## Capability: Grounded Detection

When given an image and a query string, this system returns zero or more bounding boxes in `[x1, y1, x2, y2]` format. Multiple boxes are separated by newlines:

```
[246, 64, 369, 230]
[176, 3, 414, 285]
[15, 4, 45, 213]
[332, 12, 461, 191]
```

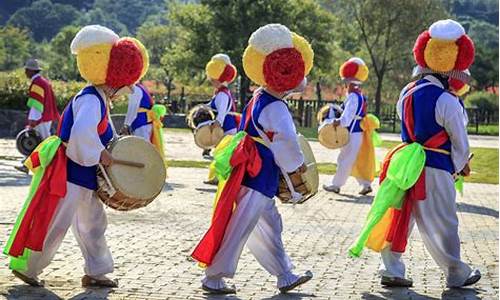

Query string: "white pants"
[34, 121, 52, 140]
[24, 182, 113, 278]
[331, 132, 371, 188]
[203, 186, 299, 289]
[379, 167, 472, 287]
[132, 124, 153, 141]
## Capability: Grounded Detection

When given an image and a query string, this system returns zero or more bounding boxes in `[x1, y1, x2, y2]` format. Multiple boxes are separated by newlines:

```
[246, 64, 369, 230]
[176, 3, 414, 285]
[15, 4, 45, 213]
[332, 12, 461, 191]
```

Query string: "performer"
[15, 59, 60, 174]
[191, 24, 314, 295]
[323, 57, 375, 195]
[121, 83, 167, 166]
[3, 25, 149, 288]
[349, 19, 481, 288]
[449, 70, 471, 127]
[204, 54, 239, 185]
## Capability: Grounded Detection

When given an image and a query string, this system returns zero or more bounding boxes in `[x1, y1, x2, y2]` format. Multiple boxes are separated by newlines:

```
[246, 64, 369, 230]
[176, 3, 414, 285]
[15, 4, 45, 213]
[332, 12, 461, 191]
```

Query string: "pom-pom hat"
[205, 54, 237, 84]
[339, 57, 369, 84]
[243, 24, 314, 93]
[413, 19, 474, 82]
[71, 25, 149, 89]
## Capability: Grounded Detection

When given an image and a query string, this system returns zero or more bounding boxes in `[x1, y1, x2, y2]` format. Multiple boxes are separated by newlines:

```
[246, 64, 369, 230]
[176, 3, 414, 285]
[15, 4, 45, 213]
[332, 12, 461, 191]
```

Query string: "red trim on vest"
[243, 93, 274, 141]
[97, 104, 109, 135]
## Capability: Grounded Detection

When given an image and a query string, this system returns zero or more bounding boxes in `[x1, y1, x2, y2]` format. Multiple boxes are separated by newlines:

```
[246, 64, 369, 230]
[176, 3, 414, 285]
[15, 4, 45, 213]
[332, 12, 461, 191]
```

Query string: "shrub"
[465, 91, 499, 111]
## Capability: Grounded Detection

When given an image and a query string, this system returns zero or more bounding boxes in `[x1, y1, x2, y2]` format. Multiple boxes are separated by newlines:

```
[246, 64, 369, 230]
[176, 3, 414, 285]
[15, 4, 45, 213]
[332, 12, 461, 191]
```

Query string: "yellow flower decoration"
[206, 59, 227, 80]
[355, 64, 369, 82]
[424, 38, 459, 72]
[122, 37, 149, 80]
[291, 32, 314, 75]
[76, 44, 112, 85]
[242, 45, 266, 86]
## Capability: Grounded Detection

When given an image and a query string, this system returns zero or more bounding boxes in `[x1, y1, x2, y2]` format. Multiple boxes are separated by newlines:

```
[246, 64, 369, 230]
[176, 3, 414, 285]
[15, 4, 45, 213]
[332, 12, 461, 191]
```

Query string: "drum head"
[106, 136, 166, 200]
[318, 123, 349, 149]
[186, 104, 214, 129]
[194, 123, 224, 149]
[16, 128, 42, 156]
[297, 134, 319, 196]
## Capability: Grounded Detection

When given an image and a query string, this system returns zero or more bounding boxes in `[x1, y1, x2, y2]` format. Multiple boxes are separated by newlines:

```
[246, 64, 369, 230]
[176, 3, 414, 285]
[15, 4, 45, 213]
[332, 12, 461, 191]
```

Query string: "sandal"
[81, 275, 118, 288]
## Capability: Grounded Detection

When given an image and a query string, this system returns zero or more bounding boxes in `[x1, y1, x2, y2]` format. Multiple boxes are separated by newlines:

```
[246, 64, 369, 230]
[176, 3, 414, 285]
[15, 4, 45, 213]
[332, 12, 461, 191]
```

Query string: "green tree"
[74, 8, 129, 36]
[163, 0, 338, 106]
[137, 24, 178, 66]
[340, 0, 448, 116]
[46, 25, 81, 81]
[0, 26, 32, 70]
[7, 0, 79, 42]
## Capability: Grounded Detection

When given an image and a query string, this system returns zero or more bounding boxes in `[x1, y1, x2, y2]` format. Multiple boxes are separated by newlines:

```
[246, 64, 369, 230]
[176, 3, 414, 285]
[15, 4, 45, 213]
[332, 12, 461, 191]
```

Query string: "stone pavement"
[379, 133, 499, 149]
[0, 153, 497, 299]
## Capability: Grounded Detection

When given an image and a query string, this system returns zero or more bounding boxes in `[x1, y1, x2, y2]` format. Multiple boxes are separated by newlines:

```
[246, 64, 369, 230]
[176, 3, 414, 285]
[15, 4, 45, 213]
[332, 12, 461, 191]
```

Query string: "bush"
[465, 91, 499, 111]
[0, 69, 85, 111]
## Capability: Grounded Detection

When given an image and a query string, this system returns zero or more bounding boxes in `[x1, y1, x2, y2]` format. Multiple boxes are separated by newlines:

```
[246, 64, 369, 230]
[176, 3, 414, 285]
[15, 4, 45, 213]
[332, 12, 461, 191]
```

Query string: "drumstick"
[113, 159, 145, 168]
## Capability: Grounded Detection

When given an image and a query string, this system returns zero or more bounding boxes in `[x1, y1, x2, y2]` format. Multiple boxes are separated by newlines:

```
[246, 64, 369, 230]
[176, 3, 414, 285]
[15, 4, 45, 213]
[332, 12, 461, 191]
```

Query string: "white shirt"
[258, 100, 304, 173]
[124, 85, 143, 126]
[66, 87, 116, 166]
[396, 75, 470, 172]
[212, 91, 231, 126]
[334, 92, 359, 128]
[27, 73, 43, 121]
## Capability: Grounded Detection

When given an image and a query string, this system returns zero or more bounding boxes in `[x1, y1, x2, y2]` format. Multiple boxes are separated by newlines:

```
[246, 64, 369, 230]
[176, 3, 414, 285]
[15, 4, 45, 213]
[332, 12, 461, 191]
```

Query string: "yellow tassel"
[291, 32, 314, 75]
[424, 39, 458, 72]
[242, 45, 266, 86]
[77, 44, 112, 85]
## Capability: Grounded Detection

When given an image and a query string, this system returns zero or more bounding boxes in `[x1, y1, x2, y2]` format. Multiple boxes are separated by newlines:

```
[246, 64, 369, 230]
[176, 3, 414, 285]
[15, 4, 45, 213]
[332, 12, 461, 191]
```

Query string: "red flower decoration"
[263, 48, 305, 92]
[340, 61, 359, 78]
[449, 77, 465, 91]
[219, 64, 237, 83]
[413, 30, 431, 67]
[106, 39, 144, 88]
[454, 35, 475, 71]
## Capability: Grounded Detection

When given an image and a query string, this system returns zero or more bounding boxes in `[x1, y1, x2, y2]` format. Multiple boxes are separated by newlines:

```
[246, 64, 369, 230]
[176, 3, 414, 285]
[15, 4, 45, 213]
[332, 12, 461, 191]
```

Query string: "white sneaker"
[323, 184, 340, 193]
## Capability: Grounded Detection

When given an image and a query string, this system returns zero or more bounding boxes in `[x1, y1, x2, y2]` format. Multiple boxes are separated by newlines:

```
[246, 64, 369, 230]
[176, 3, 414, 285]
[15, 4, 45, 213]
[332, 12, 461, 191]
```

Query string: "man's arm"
[213, 92, 230, 126]
[436, 92, 470, 173]
[66, 95, 106, 167]
[336, 93, 358, 127]
[259, 101, 304, 173]
[124, 86, 142, 127]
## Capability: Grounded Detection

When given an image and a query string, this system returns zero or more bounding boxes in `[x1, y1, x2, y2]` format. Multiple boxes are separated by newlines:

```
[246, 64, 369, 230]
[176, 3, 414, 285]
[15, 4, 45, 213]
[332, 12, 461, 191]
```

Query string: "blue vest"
[401, 79, 454, 173]
[342, 92, 366, 132]
[209, 88, 238, 132]
[238, 90, 283, 198]
[58, 86, 114, 190]
[130, 85, 153, 131]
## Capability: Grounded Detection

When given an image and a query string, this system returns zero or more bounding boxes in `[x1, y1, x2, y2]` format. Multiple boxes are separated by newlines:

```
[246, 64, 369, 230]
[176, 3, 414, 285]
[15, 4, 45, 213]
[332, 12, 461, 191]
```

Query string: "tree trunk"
[239, 75, 250, 110]
[374, 73, 384, 117]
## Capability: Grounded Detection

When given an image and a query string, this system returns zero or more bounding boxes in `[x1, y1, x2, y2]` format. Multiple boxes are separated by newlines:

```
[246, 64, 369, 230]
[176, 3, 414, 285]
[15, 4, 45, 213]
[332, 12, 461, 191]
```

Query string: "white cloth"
[124, 85, 142, 127]
[335, 92, 359, 128]
[28, 107, 42, 121]
[203, 187, 299, 289]
[133, 124, 153, 141]
[379, 168, 472, 287]
[258, 100, 304, 173]
[24, 182, 113, 277]
[330, 132, 371, 188]
[212, 91, 231, 128]
[65, 87, 110, 167]
[396, 75, 470, 172]
[33, 121, 52, 140]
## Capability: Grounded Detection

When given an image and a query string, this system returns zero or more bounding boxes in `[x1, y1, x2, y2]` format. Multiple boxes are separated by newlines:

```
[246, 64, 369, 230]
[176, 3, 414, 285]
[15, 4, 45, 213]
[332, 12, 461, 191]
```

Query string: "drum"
[97, 136, 166, 211]
[277, 134, 319, 204]
[186, 104, 214, 130]
[316, 103, 343, 124]
[16, 128, 42, 156]
[194, 121, 224, 150]
[318, 122, 349, 149]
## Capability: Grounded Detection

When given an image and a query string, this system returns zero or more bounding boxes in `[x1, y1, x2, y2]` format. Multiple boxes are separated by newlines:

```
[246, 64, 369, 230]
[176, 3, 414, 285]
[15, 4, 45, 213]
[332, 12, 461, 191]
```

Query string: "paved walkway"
[380, 133, 499, 149]
[0, 131, 497, 299]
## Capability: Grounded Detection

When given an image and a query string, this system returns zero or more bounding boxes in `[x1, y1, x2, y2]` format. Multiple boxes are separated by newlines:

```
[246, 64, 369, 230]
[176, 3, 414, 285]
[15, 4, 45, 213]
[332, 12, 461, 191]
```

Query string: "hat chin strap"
[412, 65, 472, 83]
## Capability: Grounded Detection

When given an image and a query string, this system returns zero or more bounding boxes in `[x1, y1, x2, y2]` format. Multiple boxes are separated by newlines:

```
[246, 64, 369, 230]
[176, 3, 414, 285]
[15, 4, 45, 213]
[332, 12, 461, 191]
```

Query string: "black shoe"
[12, 270, 44, 287]
[279, 271, 313, 293]
[381, 276, 413, 287]
[461, 269, 481, 287]
[202, 284, 236, 294]
[203, 179, 219, 185]
[359, 186, 373, 195]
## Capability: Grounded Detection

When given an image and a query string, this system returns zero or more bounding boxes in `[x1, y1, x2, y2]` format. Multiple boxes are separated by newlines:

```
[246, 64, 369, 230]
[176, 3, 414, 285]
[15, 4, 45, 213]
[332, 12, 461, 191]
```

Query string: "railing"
[154, 92, 498, 134]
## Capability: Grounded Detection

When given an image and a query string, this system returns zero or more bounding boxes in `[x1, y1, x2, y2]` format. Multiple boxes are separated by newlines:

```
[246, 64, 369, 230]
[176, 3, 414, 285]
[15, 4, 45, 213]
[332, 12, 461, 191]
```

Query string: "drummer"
[121, 83, 167, 165]
[191, 24, 314, 295]
[4, 25, 148, 288]
[14, 59, 60, 174]
[323, 57, 374, 195]
[204, 54, 239, 185]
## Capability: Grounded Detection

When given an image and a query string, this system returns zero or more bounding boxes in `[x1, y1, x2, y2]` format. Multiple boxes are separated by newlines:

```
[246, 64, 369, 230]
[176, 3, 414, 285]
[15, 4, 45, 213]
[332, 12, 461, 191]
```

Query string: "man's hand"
[120, 125, 131, 135]
[100, 149, 114, 166]
[332, 119, 341, 128]
[296, 163, 307, 174]
[26, 120, 37, 128]
[460, 163, 471, 177]
[210, 120, 222, 130]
